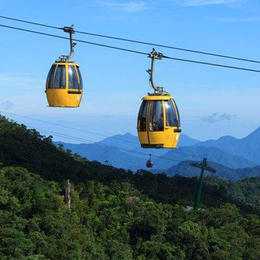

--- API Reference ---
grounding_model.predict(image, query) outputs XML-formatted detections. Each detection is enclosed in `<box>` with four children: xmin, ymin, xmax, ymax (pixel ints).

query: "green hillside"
<box><xmin>1</xmin><ymin>115</ymin><xmax>260</xmax><ymax>259</ymax></box>
<box><xmin>205</xmin><ymin>175</ymin><xmax>260</xmax><ymax>211</ymax></box>
<box><xmin>0</xmin><ymin>115</ymin><xmax>258</xmax><ymax>213</ymax></box>
<box><xmin>1</xmin><ymin>166</ymin><xmax>260</xmax><ymax>260</ymax></box>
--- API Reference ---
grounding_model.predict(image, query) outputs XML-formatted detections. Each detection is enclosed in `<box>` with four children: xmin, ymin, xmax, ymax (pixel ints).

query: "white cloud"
<box><xmin>202</xmin><ymin>113</ymin><xmax>238</xmax><ymax>123</ymax></box>
<box><xmin>98</xmin><ymin>1</ymin><xmax>149</xmax><ymax>12</ymax></box>
<box><xmin>176</xmin><ymin>0</ymin><xmax>250</xmax><ymax>6</ymax></box>
<box><xmin>0</xmin><ymin>101</ymin><xmax>14</xmax><ymax>109</ymax></box>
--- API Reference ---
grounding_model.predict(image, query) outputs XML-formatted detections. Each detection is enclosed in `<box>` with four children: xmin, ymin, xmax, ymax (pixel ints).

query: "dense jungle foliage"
<box><xmin>205</xmin><ymin>175</ymin><xmax>260</xmax><ymax>211</ymax></box>
<box><xmin>1</xmin><ymin>115</ymin><xmax>260</xmax><ymax>259</ymax></box>
<box><xmin>0</xmin><ymin>115</ymin><xmax>259</xmax><ymax>213</ymax></box>
<box><xmin>1</xmin><ymin>166</ymin><xmax>260</xmax><ymax>260</ymax></box>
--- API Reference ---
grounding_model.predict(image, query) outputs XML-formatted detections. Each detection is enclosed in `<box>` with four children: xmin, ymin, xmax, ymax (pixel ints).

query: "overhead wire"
<box><xmin>1</xmin><ymin>14</ymin><xmax>260</xmax><ymax>65</ymax></box>
<box><xmin>1</xmin><ymin>23</ymin><xmax>260</xmax><ymax>74</ymax></box>
<box><xmin>1</xmin><ymin>110</ymin><xmax>204</xmax><ymax>162</ymax></box>
<box><xmin>0</xmin><ymin>24</ymin><xmax>148</xmax><ymax>56</ymax></box>
<box><xmin>25</xmin><ymin>125</ymin><xmax>189</xmax><ymax>164</ymax></box>
<box><xmin>1</xmin><ymin>110</ymin><xmax>139</xmax><ymax>146</ymax></box>
<box><xmin>0</xmin><ymin>16</ymin><xmax>253</xmax><ymax>166</ymax></box>
<box><xmin>0</xmin><ymin>15</ymin><xmax>61</xmax><ymax>30</ymax></box>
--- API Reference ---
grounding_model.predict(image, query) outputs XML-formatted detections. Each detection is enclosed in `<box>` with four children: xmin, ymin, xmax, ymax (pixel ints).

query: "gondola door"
<box><xmin>148</xmin><ymin>100</ymin><xmax>165</xmax><ymax>148</ymax></box>
<box><xmin>163</xmin><ymin>99</ymin><xmax>181</xmax><ymax>148</ymax></box>
<box><xmin>137</xmin><ymin>100</ymin><xmax>149</xmax><ymax>146</ymax></box>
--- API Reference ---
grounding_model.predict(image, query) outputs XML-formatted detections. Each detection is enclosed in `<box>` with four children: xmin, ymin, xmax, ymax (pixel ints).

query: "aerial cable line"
<box><xmin>2</xmin><ymin>110</ymin><xmax>139</xmax><ymax>146</ymax></box>
<box><xmin>0</xmin><ymin>15</ymin><xmax>61</xmax><ymax>30</ymax></box>
<box><xmin>0</xmin><ymin>24</ymin><xmax>148</xmax><ymax>56</ymax></box>
<box><xmin>1</xmin><ymin>14</ymin><xmax>260</xmax><ymax>65</ymax></box>
<box><xmin>1</xmin><ymin>23</ymin><xmax>260</xmax><ymax>74</ymax></box>
<box><xmin>26</xmin><ymin>125</ymin><xmax>188</xmax><ymax>164</ymax></box>
<box><xmin>74</xmin><ymin>31</ymin><xmax>260</xmax><ymax>65</ymax></box>
<box><xmin>162</xmin><ymin>55</ymin><xmax>260</xmax><ymax>73</ymax></box>
<box><xmin>1</xmin><ymin>110</ymin><xmax>203</xmax><ymax>161</ymax></box>
<box><xmin>31</xmin><ymin>128</ymin><xmax>91</xmax><ymax>143</ymax></box>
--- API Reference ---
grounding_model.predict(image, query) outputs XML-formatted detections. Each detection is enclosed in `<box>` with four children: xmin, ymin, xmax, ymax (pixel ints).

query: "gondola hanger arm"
<box><xmin>59</xmin><ymin>25</ymin><xmax>76</xmax><ymax>61</ymax></box>
<box><xmin>147</xmin><ymin>48</ymin><xmax>164</xmax><ymax>93</ymax></box>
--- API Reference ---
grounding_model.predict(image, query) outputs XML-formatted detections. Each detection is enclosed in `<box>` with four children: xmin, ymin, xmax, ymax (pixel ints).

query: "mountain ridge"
<box><xmin>57</xmin><ymin>127</ymin><xmax>260</xmax><ymax>178</ymax></box>
<box><xmin>193</xmin><ymin>126</ymin><xmax>260</xmax><ymax>164</ymax></box>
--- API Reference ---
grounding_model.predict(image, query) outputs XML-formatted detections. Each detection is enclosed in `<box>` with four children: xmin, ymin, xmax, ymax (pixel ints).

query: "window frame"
<box><xmin>138</xmin><ymin>100</ymin><xmax>148</xmax><ymax>132</ymax></box>
<box><xmin>165</xmin><ymin>99</ymin><xmax>179</xmax><ymax>127</ymax></box>
<box><xmin>68</xmin><ymin>65</ymin><xmax>80</xmax><ymax>90</ymax></box>
<box><xmin>75</xmin><ymin>66</ymin><xmax>83</xmax><ymax>89</ymax></box>
<box><xmin>46</xmin><ymin>65</ymin><xmax>56</xmax><ymax>89</ymax></box>
<box><xmin>54</xmin><ymin>65</ymin><xmax>66</xmax><ymax>89</ymax></box>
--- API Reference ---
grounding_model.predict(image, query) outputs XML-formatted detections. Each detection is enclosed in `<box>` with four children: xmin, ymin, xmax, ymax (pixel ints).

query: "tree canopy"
<box><xmin>1</xmin><ymin>115</ymin><xmax>260</xmax><ymax>259</ymax></box>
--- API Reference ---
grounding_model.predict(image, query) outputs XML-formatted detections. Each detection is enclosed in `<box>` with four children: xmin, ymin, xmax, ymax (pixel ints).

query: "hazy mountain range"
<box><xmin>58</xmin><ymin>127</ymin><xmax>260</xmax><ymax>180</ymax></box>
<box><xmin>164</xmin><ymin>161</ymin><xmax>260</xmax><ymax>181</ymax></box>
<box><xmin>193</xmin><ymin>127</ymin><xmax>260</xmax><ymax>165</ymax></box>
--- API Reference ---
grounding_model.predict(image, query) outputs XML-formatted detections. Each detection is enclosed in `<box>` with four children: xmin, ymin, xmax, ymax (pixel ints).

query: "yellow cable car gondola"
<box><xmin>45</xmin><ymin>26</ymin><xmax>83</xmax><ymax>108</ymax></box>
<box><xmin>146</xmin><ymin>154</ymin><xmax>154</xmax><ymax>168</ymax></box>
<box><xmin>137</xmin><ymin>49</ymin><xmax>181</xmax><ymax>149</ymax></box>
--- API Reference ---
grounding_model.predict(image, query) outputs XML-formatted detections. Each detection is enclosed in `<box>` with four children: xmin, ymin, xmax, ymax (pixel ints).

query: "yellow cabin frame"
<box><xmin>137</xmin><ymin>94</ymin><xmax>181</xmax><ymax>149</ymax></box>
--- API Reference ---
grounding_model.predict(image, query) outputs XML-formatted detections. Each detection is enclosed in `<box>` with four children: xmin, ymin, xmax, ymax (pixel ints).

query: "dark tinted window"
<box><xmin>165</xmin><ymin>100</ymin><xmax>179</xmax><ymax>126</ymax></box>
<box><xmin>138</xmin><ymin>101</ymin><xmax>148</xmax><ymax>131</ymax></box>
<box><xmin>173</xmin><ymin>99</ymin><xmax>181</xmax><ymax>127</ymax></box>
<box><xmin>69</xmin><ymin>65</ymin><xmax>80</xmax><ymax>89</ymax></box>
<box><xmin>149</xmin><ymin>101</ymin><xmax>164</xmax><ymax>131</ymax></box>
<box><xmin>46</xmin><ymin>65</ymin><xmax>56</xmax><ymax>89</ymax></box>
<box><xmin>54</xmin><ymin>65</ymin><xmax>66</xmax><ymax>89</ymax></box>
<box><xmin>77</xmin><ymin>67</ymin><xmax>83</xmax><ymax>89</ymax></box>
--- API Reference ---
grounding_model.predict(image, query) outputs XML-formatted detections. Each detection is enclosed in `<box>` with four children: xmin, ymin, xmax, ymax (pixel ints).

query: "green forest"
<box><xmin>1</xmin><ymin>115</ymin><xmax>260</xmax><ymax>260</ymax></box>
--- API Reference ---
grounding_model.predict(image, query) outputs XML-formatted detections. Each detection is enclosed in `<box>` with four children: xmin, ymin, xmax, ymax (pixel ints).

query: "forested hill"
<box><xmin>0</xmin><ymin>115</ymin><xmax>130</xmax><ymax>184</ymax></box>
<box><xmin>2</xmin><ymin>166</ymin><xmax>260</xmax><ymax>260</ymax></box>
<box><xmin>0</xmin><ymin>115</ymin><xmax>258</xmax><ymax>214</ymax></box>
<box><xmin>2</xmin><ymin>116</ymin><xmax>260</xmax><ymax>259</ymax></box>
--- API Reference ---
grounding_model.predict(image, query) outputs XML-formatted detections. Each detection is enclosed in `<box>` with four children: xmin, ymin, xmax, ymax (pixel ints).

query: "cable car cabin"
<box><xmin>146</xmin><ymin>159</ymin><xmax>153</xmax><ymax>168</ymax></box>
<box><xmin>46</xmin><ymin>61</ymin><xmax>83</xmax><ymax>107</ymax></box>
<box><xmin>137</xmin><ymin>94</ymin><xmax>181</xmax><ymax>149</ymax></box>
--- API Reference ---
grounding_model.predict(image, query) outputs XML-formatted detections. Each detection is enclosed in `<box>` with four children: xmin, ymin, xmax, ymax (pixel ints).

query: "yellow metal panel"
<box><xmin>46</xmin><ymin>89</ymin><xmax>82</xmax><ymax>107</ymax></box>
<box><xmin>137</xmin><ymin>95</ymin><xmax>181</xmax><ymax>149</ymax></box>
<box><xmin>46</xmin><ymin>62</ymin><xmax>83</xmax><ymax>108</ymax></box>
<box><xmin>142</xmin><ymin>94</ymin><xmax>172</xmax><ymax>101</ymax></box>
<box><xmin>138</xmin><ymin>131</ymin><xmax>149</xmax><ymax>145</ymax></box>
<box><xmin>54</xmin><ymin>62</ymin><xmax>80</xmax><ymax>67</ymax></box>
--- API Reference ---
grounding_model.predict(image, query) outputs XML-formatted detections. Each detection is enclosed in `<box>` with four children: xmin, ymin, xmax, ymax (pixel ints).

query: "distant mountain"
<box><xmin>95</xmin><ymin>133</ymin><xmax>166</xmax><ymax>158</ymax></box>
<box><xmin>57</xmin><ymin>132</ymin><xmax>200</xmax><ymax>171</ymax></box>
<box><xmin>131</xmin><ymin>134</ymin><xmax>200</xmax><ymax>158</ymax></box>
<box><xmin>194</xmin><ymin>127</ymin><xmax>260</xmax><ymax>165</ymax></box>
<box><xmin>236</xmin><ymin>166</ymin><xmax>260</xmax><ymax>179</ymax></box>
<box><xmin>178</xmin><ymin>134</ymin><xmax>200</xmax><ymax>147</ymax></box>
<box><xmin>58</xmin><ymin>131</ymin><xmax>258</xmax><ymax>172</ymax></box>
<box><xmin>58</xmin><ymin>142</ymin><xmax>146</xmax><ymax>171</ymax></box>
<box><xmin>153</xmin><ymin>146</ymin><xmax>256</xmax><ymax>170</ymax></box>
<box><xmin>98</xmin><ymin>132</ymin><xmax>139</xmax><ymax>150</ymax></box>
<box><xmin>164</xmin><ymin>161</ymin><xmax>260</xmax><ymax>181</ymax></box>
<box><xmin>66</xmin><ymin>132</ymin><xmax>200</xmax><ymax>162</ymax></box>
<box><xmin>98</xmin><ymin>132</ymin><xmax>199</xmax><ymax>149</ymax></box>
<box><xmin>165</xmin><ymin>160</ymin><xmax>245</xmax><ymax>181</ymax></box>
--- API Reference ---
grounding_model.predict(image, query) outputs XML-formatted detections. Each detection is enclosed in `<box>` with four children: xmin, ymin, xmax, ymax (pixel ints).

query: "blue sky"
<box><xmin>0</xmin><ymin>0</ymin><xmax>260</xmax><ymax>143</ymax></box>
